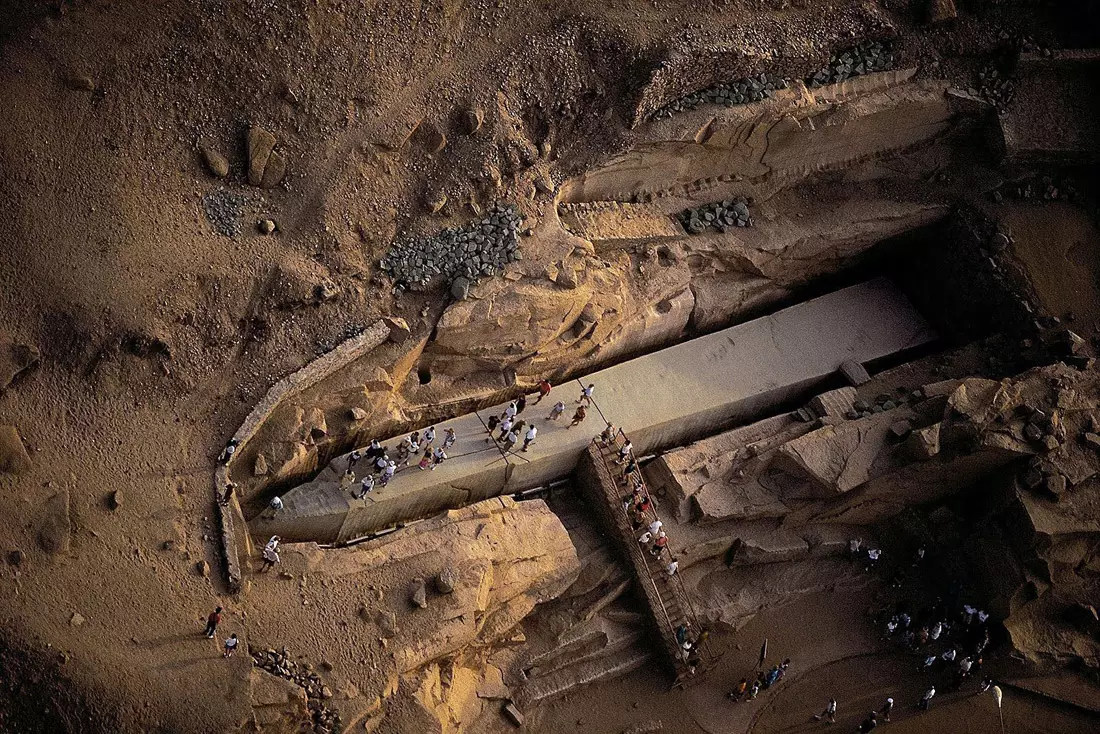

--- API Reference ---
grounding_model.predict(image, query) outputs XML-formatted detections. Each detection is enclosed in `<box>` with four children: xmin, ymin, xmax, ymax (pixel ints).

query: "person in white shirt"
<box><xmin>503</xmin><ymin>401</ymin><xmax>518</xmax><ymax>420</ymax></box>
<box><xmin>547</xmin><ymin>401</ymin><xmax>566</xmax><ymax>421</ymax></box>
<box><xmin>941</xmin><ymin>648</ymin><xmax>957</xmax><ymax>662</ymax></box>
<box><xmin>356</xmin><ymin>474</ymin><xmax>374</xmax><ymax>498</ymax></box>
<box><xmin>648</xmin><ymin>519</ymin><xmax>663</xmax><ymax>536</ymax></box>
<box><xmin>637</xmin><ymin>531</ymin><xmax>652</xmax><ymax>545</ymax></box>
<box><xmin>497</xmin><ymin>417</ymin><xmax>514</xmax><ymax>441</ymax></box>
<box><xmin>577</xmin><ymin>383</ymin><xmax>594</xmax><ymax>405</ymax></box>
<box><xmin>522</xmin><ymin>425</ymin><xmax>537</xmax><ymax>451</ymax></box>
<box><xmin>269</xmin><ymin>496</ymin><xmax>284</xmax><ymax>512</ymax></box>
<box><xmin>666</xmin><ymin>560</ymin><xmax>679</xmax><ymax>576</ymax></box>
<box><xmin>919</xmin><ymin>686</ymin><xmax>935</xmax><ymax>711</ymax></box>
<box><xmin>442</xmin><ymin>428</ymin><xmax>457</xmax><ymax>449</ymax></box>
<box><xmin>423</xmin><ymin>426</ymin><xmax>436</xmax><ymax>447</ymax></box>
<box><xmin>431</xmin><ymin>447</ymin><xmax>447</xmax><ymax>469</ymax></box>
<box><xmin>223</xmin><ymin>633</ymin><xmax>239</xmax><ymax>659</ymax></box>
<box><xmin>617</xmin><ymin>440</ymin><xmax>633</xmax><ymax>464</ymax></box>
<box><xmin>380</xmin><ymin>461</ymin><xmax>396</xmax><ymax>486</ymax></box>
<box><xmin>261</xmin><ymin>536</ymin><xmax>280</xmax><ymax>572</ymax></box>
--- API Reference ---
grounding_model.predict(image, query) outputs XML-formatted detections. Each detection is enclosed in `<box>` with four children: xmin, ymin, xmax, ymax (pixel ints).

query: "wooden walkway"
<box><xmin>577</xmin><ymin>438</ymin><xmax>711</xmax><ymax>686</ymax></box>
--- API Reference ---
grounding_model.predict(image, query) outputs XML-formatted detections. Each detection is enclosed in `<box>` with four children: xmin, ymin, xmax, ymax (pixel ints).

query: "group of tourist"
<box><xmin>728</xmin><ymin>658</ymin><xmax>792</xmax><ymax>703</ymax></box>
<box><xmin>289</xmin><ymin>379</ymin><xmax>600</xmax><ymax>503</ymax></box>
<box><xmin>610</xmin><ymin>426</ymin><xmax>680</xmax><ymax>580</ymax></box>
<box><xmin>797</xmin><ymin>544</ymin><xmax>999</xmax><ymax>727</ymax></box>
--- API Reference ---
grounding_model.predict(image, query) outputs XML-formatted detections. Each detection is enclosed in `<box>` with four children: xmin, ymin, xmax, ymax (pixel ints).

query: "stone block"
<box><xmin>839</xmin><ymin>359</ymin><xmax>870</xmax><ymax>386</ymax></box>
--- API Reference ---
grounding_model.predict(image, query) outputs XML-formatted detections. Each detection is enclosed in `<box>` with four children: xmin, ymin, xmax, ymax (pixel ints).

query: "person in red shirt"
<box><xmin>204</xmin><ymin>607</ymin><xmax>222</xmax><ymax>639</ymax></box>
<box><xmin>534</xmin><ymin>379</ymin><xmax>552</xmax><ymax>404</ymax></box>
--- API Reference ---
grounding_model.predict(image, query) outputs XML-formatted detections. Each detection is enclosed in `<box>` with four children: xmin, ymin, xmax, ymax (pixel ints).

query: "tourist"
<box><xmin>547</xmin><ymin>401</ymin><xmax>566</xmax><ymax>421</ymax></box>
<box><xmin>977</xmin><ymin>610</ymin><xmax>989</xmax><ymax>624</ymax></box>
<box><xmin>442</xmin><ymin>427</ymin><xmax>457</xmax><ymax>449</ymax></box>
<box><xmin>675</xmin><ymin>624</ymin><xmax>690</xmax><ymax>646</ymax></box>
<box><xmin>648</xmin><ymin>518</ymin><xmax>663</xmax><ymax>536</ymax></box>
<box><xmin>621</xmin><ymin>457</ymin><xmax>638</xmax><ymax>480</ymax></box>
<box><xmin>260</xmin><ymin>536</ymin><xmax>280</xmax><ymax>572</ymax></box>
<box><xmin>347</xmin><ymin>449</ymin><xmax>363</xmax><ymax>473</ymax></box>
<box><xmin>431</xmin><ymin>446</ymin><xmax>447</xmax><ymax>469</ymax></box>
<box><xmin>373</xmin><ymin>453</ymin><xmax>389</xmax><ymax>473</ymax></box>
<box><xmin>919</xmin><ymin>686</ymin><xmax>935</xmax><ymax>711</ymax></box>
<box><xmin>920</xmin><ymin>654</ymin><xmax>937</xmax><ymax>672</ymax></box>
<box><xmin>764</xmin><ymin>665</ymin><xmax>780</xmax><ymax>688</ymax></box>
<box><xmin>503</xmin><ymin>401</ymin><xmax>518</xmax><ymax>420</ymax></box>
<box><xmin>857</xmin><ymin>712</ymin><xmax>878</xmax><ymax>733</ymax></box>
<box><xmin>395</xmin><ymin>440</ymin><xmax>412</xmax><ymax>468</ymax></box>
<box><xmin>748</xmin><ymin>680</ymin><xmax>760</xmax><ymax>700</ymax></box>
<box><xmin>500</xmin><ymin>429</ymin><xmax>516</xmax><ymax>452</ymax></box>
<box><xmin>666</xmin><ymin>559</ymin><xmax>679</xmax><ymax>576</ymax></box>
<box><xmin>418</xmin><ymin>449</ymin><xmax>432</xmax><ymax>470</ymax></box>
<box><xmin>522</xmin><ymin>424</ymin><xmax>537</xmax><ymax>451</ymax></box>
<box><xmin>866</xmin><ymin>548</ymin><xmax>881</xmax><ymax>570</ymax></box>
<box><xmin>516</xmin><ymin>395</ymin><xmax>527</xmax><ymax>415</ymax></box>
<box><xmin>380</xmin><ymin>460</ymin><xmax>396</xmax><ymax>486</ymax></box>
<box><xmin>485</xmin><ymin>414</ymin><xmax>500</xmax><ymax>440</ymax></box>
<box><xmin>365</xmin><ymin>439</ymin><xmax>384</xmax><ymax>460</ymax></box>
<box><xmin>848</xmin><ymin>537</ymin><xmax>863</xmax><ymax>559</ymax></box>
<box><xmin>599</xmin><ymin>422</ymin><xmax>616</xmax><ymax>446</ymax></box>
<box><xmin>220</xmin><ymin>482</ymin><xmax>236</xmax><ymax>507</ymax></box>
<box><xmin>423</xmin><ymin>426</ymin><xmax>436</xmax><ymax>447</ymax></box>
<box><xmin>930</xmin><ymin>621</ymin><xmax>943</xmax><ymax>641</ymax></box>
<box><xmin>617</xmin><ymin>439</ymin><xmax>633</xmax><ymax>464</ymax></box>
<box><xmin>813</xmin><ymin>698</ymin><xmax>837</xmax><ymax>723</ymax></box>
<box><xmin>223</xmin><ymin>633</ymin><xmax>239</xmax><ymax>659</ymax></box>
<box><xmin>534</xmin><ymin>379</ymin><xmax>552</xmax><ymax>404</ymax></box>
<box><xmin>219</xmin><ymin>438</ymin><xmax>239</xmax><ymax>465</ymax></box>
<box><xmin>635</xmin><ymin>493</ymin><xmax>651</xmax><ymax>514</ymax></box>
<box><xmin>567</xmin><ymin>405</ymin><xmax>586</xmax><ymax>428</ymax></box>
<box><xmin>204</xmin><ymin>607</ymin><xmax>222</xmax><ymax>639</ymax></box>
<box><xmin>880</xmin><ymin>697</ymin><xmax>893</xmax><ymax>722</ymax></box>
<box><xmin>357</xmin><ymin>474</ymin><xmax>374</xmax><ymax>498</ymax></box>
<box><xmin>651</xmin><ymin>531</ymin><xmax>668</xmax><ymax>557</ymax></box>
<box><xmin>269</xmin><ymin>495</ymin><xmax>284</xmax><ymax>512</ymax></box>
<box><xmin>497</xmin><ymin>416</ymin><xmax>514</xmax><ymax>441</ymax></box>
<box><xmin>340</xmin><ymin>469</ymin><xmax>355</xmax><ymax>489</ymax></box>
<box><xmin>637</xmin><ymin>530</ymin><xmax>652</xmax><ymax>545</ymax></box>
<box><xmin>728</xmin><ymin>678</ymin><xmax>748</xmax><ymax>701</ymax></box>
<box><xmin>957</xmin><ymin>656</ymin><xmax>973</xmax><ymax>683</ymax></box>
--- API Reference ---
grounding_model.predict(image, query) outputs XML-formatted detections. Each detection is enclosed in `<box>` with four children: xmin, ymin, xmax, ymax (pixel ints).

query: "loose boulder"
<box><xmin>410</xmin><ymin>578</ymin><xmax>428</xmax><ymax>609</ymax></box>
<box><xmin>0</xmin><ymin>425</ymin><xmax>31</xmax><ymax>474</ymax></box>
<box><xmin>200</xmin><ymin>144</ymin><xmax>230</xmax><ymax>178</ymax></box>
<box><xmin>436</xmin><ymin>566</ymin><xmax>458</xmax><ymax>594</ymax></box>
<box><xmin>247</xmin><ymin>126</ymin><xmax>286</xmax><ymax>188</ymax></box>
<box><xmin>0</xmin><ymin>341</ymin><xmax>40</xmax><ymax>389</ymax></box>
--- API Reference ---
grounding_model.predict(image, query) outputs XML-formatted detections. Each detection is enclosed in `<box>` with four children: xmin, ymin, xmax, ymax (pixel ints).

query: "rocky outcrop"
<box><xmin>245</xmin><ymin>497</ymin><xmax>579</xmax><ymax>732</ymax></box>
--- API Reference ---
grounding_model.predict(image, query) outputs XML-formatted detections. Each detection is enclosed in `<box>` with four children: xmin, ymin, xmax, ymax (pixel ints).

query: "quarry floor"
<box><xmin>531</xmin><ymin>584</ymin><xmax>1100</xmax><ymax>734</ymax></box>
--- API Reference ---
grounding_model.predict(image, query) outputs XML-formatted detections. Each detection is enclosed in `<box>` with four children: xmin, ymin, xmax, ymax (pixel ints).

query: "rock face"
<box><xmin>247</xmin><ymin>125</ymin><xmax>286</xmax><ymax>188</ymax></box>
<box><xmin>647</xmin><ymin>360</ymin><xmax>1100</xmax><ymax>656</ymax></box>
<box><xmin>245</xmin><ymin>497</ymin><xmax>579</xmax><ymax>733</ymax></box>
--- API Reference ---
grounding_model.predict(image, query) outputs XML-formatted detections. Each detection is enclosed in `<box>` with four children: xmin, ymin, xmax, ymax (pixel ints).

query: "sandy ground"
<box><xmin>530</xmin><ymin>584</ymin><xmax>1100</xmax><ymax>734</ymax></box>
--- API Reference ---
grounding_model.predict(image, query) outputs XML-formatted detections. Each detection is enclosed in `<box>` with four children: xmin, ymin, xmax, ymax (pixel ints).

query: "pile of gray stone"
<box><xmin>380</xmin><ymin>203</ymin><xmax>523</xmax><ymax>298</ymax></box>
<box><xmin>652</xmin><ymin>73</ymin><xmax>788</xmax><ymax>120</ymax></box>
<box><xmin>807</xmin><ymin>41</ymin><xmax>895</xmax><ymax>87</ymax></box>
<box><xmin>678</xmin><ymin>198</ymin><xmax>752</xmax><ymax>234</ymax></box>
<box><xmin>253</xmin><ymin>647</ymin><xmax>340</xmax><ymax>734</ymax></box>
<box><xmin>202</xmin><ymin>188</ymin><xmax>248</xmax><ymax>237</ymax></box>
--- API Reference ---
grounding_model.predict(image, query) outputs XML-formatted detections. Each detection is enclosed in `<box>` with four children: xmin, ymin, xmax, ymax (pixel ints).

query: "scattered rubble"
<box><xmin>807</xmin><ymin>41</ymin><xmax>895</xmax><ymax>87</ymax></box>
<box><xmin>251</xmin><ymin>647</ymin><xmax>341</xmax><ymax>734</ymax></box>
<box><xmin>677</xmin><ymin>198</ymin><xmax>752</xmax><ymax>234</ymax></box>
<box><xmin>380</xmin><ymin>203</ymin><xmax>523</xmax><ymax>292</ymax></box>
<box><xmin>652</xmin><ymin>73</ymin><xmax>787</xmax><ymax>120</ymax></box>
<box><xmin>201</xmin><ymin>188</ymin><xmax>248</xmax><ymax>237</ymax></box>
